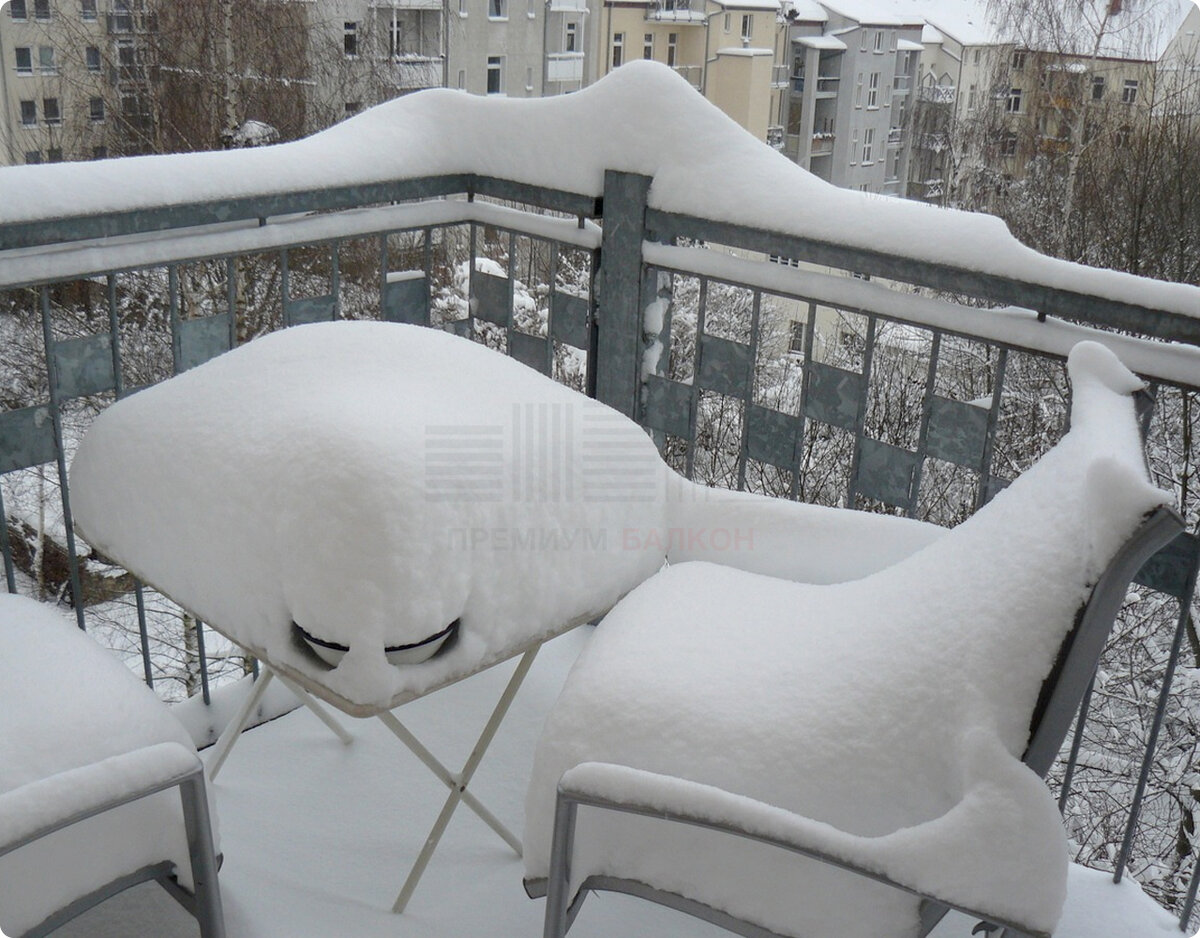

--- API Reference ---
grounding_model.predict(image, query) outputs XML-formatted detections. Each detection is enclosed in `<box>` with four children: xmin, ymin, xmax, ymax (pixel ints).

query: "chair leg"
<box><xmin>179</xmin><ymin>768</ymin><xmax>226</xmax><ymax>938</ymax></box>
<box><xmin>208</xmin><ymin>668</ymin><xmax>275</xmax><ymax>781</ymax></box>
<box><xmin>544</xmin><ymin>793</ymin><xmax>579</xmax><ymax>938</ymax></box>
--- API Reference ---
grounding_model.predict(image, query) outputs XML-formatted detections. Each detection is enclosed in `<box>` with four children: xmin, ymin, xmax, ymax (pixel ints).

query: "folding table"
<box><xmin>68</xmin><ymin>320</ymin><xmax>672</xmax><ymax>912</ymax></box>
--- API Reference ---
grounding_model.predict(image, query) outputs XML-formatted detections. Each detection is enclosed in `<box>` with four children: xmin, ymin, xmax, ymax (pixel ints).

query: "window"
<box><xmin>850</xmin><ymin>129</ymin><xmax>858</xmax><ymax>164</ymax></box>
<box><xmin>1122</xmin><ymin>79</ymin><xmax>1138</xmax><ymax>104</ymax></box>
<box><xmin>967</xmin><ymin>83</ymin><xmax>977</xmax><ymax>110</ymax></box>
<box><xmin>456</xmin><ymin>68</ymin><xmax>465</xmax><ymax>89</ymax></box>
<box><xmin>855</xmin><ymin>72</ymin><xmax>863</xmax><ymax>106</ymax></box>
<box><xmin>860</xmin><ymin>31</ymin><xmax>868</xmax><ymax>52</ymax></box>
<box><xmin>459</xmin><ymin>0</ymin><xmax>467</xmax><ymax>15</ymax></box>
<box><xmin>89</xmin><ymin>96</ymin><xmax>105</xmax><ymax>121</ymax></box>
<box><xmin>344</xmin><ymin>22</ymin><xmax>358</xmax><ymax>57</ymax></box>
<box><xmin>344</xmin><ymin>101</ymin><xmax>361</xmax><ymax>116</ymax></box>
<box><xmin>81</xmin><ymin>0</ymin><xmax>97</xmax><ymax>19</ymax></box>
<box><xmin>42</xmin><ymin>97</ymin><xmax>60</xmax><ymax>125</ymax></box>
<box><xmin>9</xmin><ymin>0</ymin><xmax>27</xmax><ymax>20</ymax></box>
<box><xmin>862</xmin><ymin>127</ymin><xmax>874</xmax><ymax>163</ymax></box>
<box><xmin>47</xmin><ymin>147</ymin><xmax>62</xmax><ymax>162</ymax></box>
<box><xmin>487</xmin><ymin>55</ymin><xmax>503</xmax><ymax>93</ymax></box>
<box><xmin>19</xmin><ymin>100</ymin><xmax>36</xmax><ymax>126</ymax></box>
<box><xmin>740</xmin><ymin>14</ymin><xmax>752</xmax><ymax>43</ymax></box>
<box><xmin>612</xmin><ymin>33</ymin><xmax>624</xmax><ymax>68</ymax></box>
<box><xmin>92</xmin><ymin>145</ymin><xmax>107</xmax><ymax>160</ymax></box>
<box><xmin>1092</xmin><ymin>75</ymin><xmax>1105</xmax><ymax>99</ymax></box>
<box><xmin>874</xmin><ymin>30</ymin><xmax>884</xmax><ymax>53</ymax></box>
<box><xmin>723</xmin><ymin>12</ymin><xmax>730</xmax><ymax>32</ymax></box>
<box><xmin>488</xmin><ymin>0</ymin><xmax>506</xmax><ymax>18</ymax></box>
<box><xmin>973</xmin><ymin>48</ymin><xmax>981</xmax><ymax>65</ymax></box>
<box><xmin>867</xmin><ymin>72</ymin><xmax>879</xmax><ymax>107</ymax></box>
<box><xmin>25</xmin><ymin>151</ymin><xmax>42</xmax><ymax>164</ymax></box>
<box><xmin>526</xmin><ymin>65</ymin><xmax>533</xmax><ymax>91</ymax></box>
<box><xmin>1011</xmin><ymin>50</ymin><xmax>1026</xmax><ymax>71</ymax></box>
<box><xmin>643</xmin><ymin>33</ymin><xmax>652</xmax><ymax>59</ymax></box>
<box><xmin>33</xmin><ymin>0</ymin><xmax>49</xmax><ymax>21</ymax></box>
<box><xmin>900</xmin><ymin>50</ymin><xmax>912</xmax><ymax>73</ymax></box>
<box><xmin>86</xmin><ymin>45</ymin><xmax>101</xmax><ymax>71</ymax></box>
<box><xmin>1001</xmin><ymin>132</ymin><xmax>1017</xmax><ymax>156</ymax></box>
<box><xmin>667</xmin><ymin>33</ymin><xmax>677</xmax><ymax>67</ymax></box>
<box><xmin>567</xmin><ymin>22</ymin><xmax>578</xmax><ymax>53</ymax></box>
<box><xmin>15</xmin><ymin>47</ymin><xmax>33</xmax><ymax>74</ymax></box>
<box><xmin>788</xmin><ymin>320</ymin><xmax>806</xmax><ymax>355</ymax></box>
<box><xmin>1006</xmin><ymin>87</ymin><xmax>1022</xmax><ymax>113</ymax></box>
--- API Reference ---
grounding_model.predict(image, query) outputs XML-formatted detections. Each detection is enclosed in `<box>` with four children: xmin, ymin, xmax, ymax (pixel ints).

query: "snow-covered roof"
<box><xmin>787</xmin><ymin>0</ymin><xmax>828</xmax><ymax>21</ymax></box>
<box><xmin>717</xmin><ymin>0</ymin><xmax>781</xmax><ymax>10</ymax></box>
<box><xmin>1</xmin><ymin>62</ymin><xmax>1197</xmax><ymax>321</ymax></box>
<box><xmin>897</xmin><ymin>37</ymin><xmax>924</xmax><ymax>50</ymax></box>
<box><xmin>796</xmin><ymin>33</ymin><xmax>848</xmax><ymax>49</ymax></box>
<box><xmin>816</xmin><ymin>0</ymin><xmax>915</xmax><ymax>27</ymax></box>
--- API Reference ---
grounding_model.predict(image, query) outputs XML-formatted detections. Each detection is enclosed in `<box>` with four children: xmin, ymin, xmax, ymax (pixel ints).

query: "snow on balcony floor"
<box><xmin>53</xmin><ymin>627</ymin><xmax>1187</xmax><ymax>938</ymax></box>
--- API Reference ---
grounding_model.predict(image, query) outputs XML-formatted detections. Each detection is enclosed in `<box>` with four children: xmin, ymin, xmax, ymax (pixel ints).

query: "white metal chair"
<box><xmin>0</xmin><ymin>594</ymin><xmax>224</xmax><ymax>938</ymax></box>
<box><xmin>524</xmin><ymin>342</ymin><xmax>1181</xmax><ymax>938</ymax></box>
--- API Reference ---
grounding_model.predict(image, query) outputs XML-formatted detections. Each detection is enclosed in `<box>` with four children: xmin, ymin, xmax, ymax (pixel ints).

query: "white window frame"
<box><xmin>38</xmin><ymin>45</ymin><xmax>56</xmax><ymax>75</ymax></box>
<box><xmin>344</xmin><ymin>22</ymin><xmax>358</xmax><ymax>57</ymax></box>
<box><xmin>867</xmin><ymin>72</ymin><xmax>879</xmax><ymax>108</ymax></box>
<box><xmin>81</xmin><ymin>0</ymin><xmax>98</xmax><ymax>20</ymax></box>
<box><xmin>612</xmin><ymin>32</ymin><xmax>624</xmax><ymax>68</ymax></box>
<box><xmin>488</xmin><ymin>0</ymin><xmax>507</xmax><ymax>20</ymax></box>
<box><xmin>10</xmin><ymin>0</ymin><xmax>28</xmax><ymax>21</ymax></box>
<box><xmin>855</xmin><ymin>72</ymin><xmax>863</xmax><ymax>107</ymax></box>
<box><xmin>740</xmin><ymin>14</ymin><xmax>752</xmax><ymax>43</ymax></box>
<box><xmin>567</xmin><ymin>21</ymin><xmax>579</xmax><ymax>53</ymax></box>
<box><xmin>89</xmin><ymin>95</ymin><xmax>105</xmax><ymax>121</ymax></box>
<box><xmin>1006</xmin><ymin>87</ymin><xmax>1022</xmax><ymax>113</ymax></box>
<box><xmin>862</xmin><ymin>127</ymin><xmax>874</xmax><ymax>163</ymax></box>
<box><xmin>643</xmin><ymin>32</ymin><xmax>653</xmax><ymax>59</ymax></box>
<box><xmin>19</xmin><ymin>99</ymin><xmax>36</xmax><ymax>127</ymax></box>
<box><xmin>487</xmin><ymin>54</ymin><xmax>504</xmax><ymax>93</ymax></box>
<box><xmin>1122</xmin><ymin>79</ymin><xmax>1138</xmax><ymax>104</ymax></box>
<box><xmin>42</xmin><ymin>96</ymin><xmax>61</xmax><ymax>125</ymax></box>
<box><xmin>15</xmin><ymin>46</ymin><xmax>33</xmax><ymax>75</ymax></box>
<box><xmin>667</xmin><ymin>33</ymin><xmax>678</xmax><ymax>68</ymax></box>
<box><xmin>874</xmin><ymin>30</ymin><xmax>884</xmax><ymax>53</ymax></box>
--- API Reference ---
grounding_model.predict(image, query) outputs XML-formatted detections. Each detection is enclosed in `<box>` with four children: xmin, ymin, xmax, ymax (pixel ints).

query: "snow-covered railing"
<box><xmin>1</xmin><ymin>61</ymin><xmax>1199</xmax><ymax>928</ymax></box>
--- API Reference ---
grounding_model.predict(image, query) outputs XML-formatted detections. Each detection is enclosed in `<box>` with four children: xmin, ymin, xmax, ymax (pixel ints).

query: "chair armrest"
<box><xmin>667</xmin><ymin>485</ymin><xmax>945</xmax><ymax>584</ymax></box>
<box><xmin>555</xmin><ymin>761</ymin><xmax>1053</xmax><ymax>938</ymax></box>
<box><xmin>0</xmin><ymin>741</ymin><xmax>202</xmax><ymax>857</ymax></box>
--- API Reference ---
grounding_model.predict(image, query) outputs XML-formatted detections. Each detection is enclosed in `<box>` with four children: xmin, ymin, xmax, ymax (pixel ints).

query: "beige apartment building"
<box><xmin>590</xmin><ymin>0</ymin><xmax>787</xmax><ymax>142</ymax></box>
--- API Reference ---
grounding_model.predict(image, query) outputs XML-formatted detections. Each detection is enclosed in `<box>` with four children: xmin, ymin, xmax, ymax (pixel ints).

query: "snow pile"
<box><xmin>70</xmin><ymin>321</ymin><xmax>669</xmax><ymax>710</ymax></box>
<box><xmin>523</xmin><ymin>341</ymin><xmax>1170</xmax><ymax>937</ymax></box>
<box><xmin>3</xmin><ymin>61</ymin><xmax>1198</xmax><ymax>320</ymax></box>
<box><xmin>69</xmin><ymin>321</ymin><xmax>942</xmax><ymax>712</ymax></box>
<box><xmin>0</xmin><ymin>594</ymin><xmax>208</xmax><ymax>936</ymax></box>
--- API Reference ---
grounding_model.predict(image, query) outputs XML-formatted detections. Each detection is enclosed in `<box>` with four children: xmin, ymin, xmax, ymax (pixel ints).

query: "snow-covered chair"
<box><xmin>523</xmin><ymin>342</ymin><xmax>1182</xmax><ymax>938</ymax></box>
<box><xmin>0</xmin><ymin>594</ymin><xmax>223</xmax><ymax>938</ymax></box>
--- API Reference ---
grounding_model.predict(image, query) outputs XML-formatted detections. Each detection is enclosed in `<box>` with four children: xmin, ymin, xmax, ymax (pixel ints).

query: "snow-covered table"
<box><xmin>68</xmin><ymin>320</ymin><xmax>948</xmax><ymax>912</ymax></box>
<box><xmin>523</xmin><ymin>343</ymin><xmax>1176</xmax><ymax>938</ymax></box>
<box><xmin>0</xmin><ymin>594</ymin><xmax>223</xmax><ymax>937</ymax></box>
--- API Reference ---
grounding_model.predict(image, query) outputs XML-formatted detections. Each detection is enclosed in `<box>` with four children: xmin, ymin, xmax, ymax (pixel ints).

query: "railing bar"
<box><xmin>790</xmin><ymin>301</ymin><xmax>817</xmax><ymax>503</ymax></box>
<box><xmin>908</xmin><ymin>331</ymin><xmax>941</xmax><ymax>518</ymax></box>
<box><xmin>469</xmin><ymin>222</ymin><xmax>478</xmax><ymax>334</ymax></box>
<box><xmin>225</xmin><ymin>257</ymin><xmax>238</xmax><ymax>347</ymax></box>
<box><xmin>168</xmin><ymin>265</ymin><xmax>182</xmax><ymax>374</ymax></box>
<box><xmin>684</xmin><ymin>277</ymin><xmax>708</xmax><ymax>482</ymax></box>
<box><xmin>507</xmin><ymin>230</ymin><xmax>517</xmax><ymax>350</ymax></box>
<box><xmin>133</xmin><ymin>580</ymin><xmax>154</xmax><ymax>688</ymax></box>
<box><xmin>976</xmin><ymin>347</ymin><xmax>1008</xmax><ymax>510</ymax></box>
<box><xmin>280</xmin><ymin>249</ymin><xmax>291</xmax><ymax>327</ymax></box>
<box><xmin>331</xmin><ymin>241</ymin><xmax>342</xmax><ymax>319</ymax></box>
<box><xmin>585</xmin><ymin>246</ymin><xmax>599</xmax><ymax>400</ymax></box>
<box><xmin>736</xmin><ymin>291</ymin><xmax>762</xmax><ymax>492</ymax></box>
<box><xmin>38</xmin><ymin>288</ymin><xmax>87</xmax><ymax>629</ymax></box>
<box><xmin>1058</xmin><ymin>671</ymin><xmax>1096</xmax><ymax>813</ymax></box>
<box><xmin>106</xmin><ymin>273</ymin><xmax>125</xmax><ymax>399</ymax></box>
<box><xmin>1180</xmin><ymin>848</ymin><xmax>1200</xmax><ymax>932</ymax></box>
<box><xmin>0</xmin><ymin>483</ymin><xmax>15</xmax><ymax>594</ymax></box>
<box><xmin>423</xmin><ymin>227</ymin><xmax>434</xmax><ymax>327</ymax></box>
<box><xmin>845</xmin><ymin>314</ymin><xmax>877</xmax><ymax>509</ymax></box>
<box><xmin>1115</xmin><ymin>566</ymin><xmax>1200</xmax><ymax>882</ymax></box>
<box><xmin>547</xmin><ymin>242</ymin><xmax>559</xmax><ymax>373</ymax></box>
<box><xmin>195</xmin><ymin>617</ymin><xmax>211</xmax><ymax>707</ymax></box>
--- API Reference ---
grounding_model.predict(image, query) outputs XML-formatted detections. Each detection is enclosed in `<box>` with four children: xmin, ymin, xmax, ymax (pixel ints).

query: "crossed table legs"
<box><xmin>205</xmin><ymin>646</ymin><xmax>540</xmax><ymax>913</ymax></box>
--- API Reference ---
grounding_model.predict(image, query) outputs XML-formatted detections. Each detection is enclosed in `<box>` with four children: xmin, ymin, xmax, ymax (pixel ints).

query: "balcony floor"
<box><xmin>54</xmin><ymin>628</ymin><xmax>1184</xmax><ymax>938</ymax></box>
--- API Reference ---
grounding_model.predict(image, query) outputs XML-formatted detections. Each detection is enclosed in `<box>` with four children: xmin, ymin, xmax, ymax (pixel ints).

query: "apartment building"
<box><xmin>0</xmin><ymin>0</ymin><xmax>159</xmax><ymax>165</ymax></box>
<box><xmin>780</xmin><ymin>0</ymin><xmax>922</xmax><ymax>195</ymax></box>
<box><xmin>591</xmin><ymin>0</ymin><xmax>788</xmax><ymax>142</ymax></box>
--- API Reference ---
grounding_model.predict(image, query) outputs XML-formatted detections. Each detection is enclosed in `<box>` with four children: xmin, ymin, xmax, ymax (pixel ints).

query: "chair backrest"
<box><xmin>1023</xmin><ymin>505</ymin><xmax>1186</xmax><ymax>778</ymax></box>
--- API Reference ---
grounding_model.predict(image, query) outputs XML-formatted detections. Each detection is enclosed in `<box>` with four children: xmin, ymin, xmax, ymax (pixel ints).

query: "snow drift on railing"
<box><xmin>1</xmin><ymin>61</ymin><xmax>1197</xmax><ymax>320</ymax></box>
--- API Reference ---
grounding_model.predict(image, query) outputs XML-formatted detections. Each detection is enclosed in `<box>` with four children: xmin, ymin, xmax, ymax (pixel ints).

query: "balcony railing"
<box><xmin>1</xmin><ymin>69</ymin><xmax>1199</xmax><ymax>931</ymax></box>
<box><xmin>809</xmin><ymin>132</ymin><xmax>834</xmax><ymax>155</ymax></box>
<box><xmin>918</xmin><ymin>84</ymin><xmax>956</xmax><ymax>104</ymax></box>
<box><xmin>886</xmin><ymin>127</ymin><xmax>904</xmax><ymax>146</ymax></box>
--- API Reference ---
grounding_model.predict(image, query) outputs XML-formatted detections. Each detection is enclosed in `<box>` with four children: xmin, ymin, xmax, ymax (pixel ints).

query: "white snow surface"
<box><xmin>2</xmin><ymin>61</ymin><xmax>1198</xmax><ymax>320</ymax></box>
<box><xmin>68</xmin><ymin>320</ymin><xmax>943</xmax><ymax>713</ymax></box>
<box><xmin>12</xmin><ymin>625</ymin><xmax>1187</xmax><ymax>938</ymax></box>
<box><xmin>0</xmin><ymin>594</ymin><xmax>207</xmax><ymax>936</ymax></box>
<box><xmin>523</xmin><ymin>342</ymin><xmax>1170</xmax><ymax>938</ymax></box>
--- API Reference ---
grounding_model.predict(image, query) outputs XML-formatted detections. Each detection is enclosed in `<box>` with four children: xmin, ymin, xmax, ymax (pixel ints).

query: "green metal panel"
<box><xmin>803</xmin><ymin>361</ymin><xmax>863</xmax><ymax>431</ymax></box>
<box><xmin>855</xmin><ymin>438</ymin><xmax>919</xmax><ymax>508</ymax></box>
<box><xmin>926</xmin><ymin>396</ymin><xmax>989</xmax><ymax>468</ymax></box>
<box><xmin>550</xmin><ymin>291</ymin><xmax>589</xmax><ymax>349</ymax></box>
<box><xmin>383</xmin><ymin>276</ymin><xmax>431</xmax><ymax>326</ymax></box>
<box><xmin>178</xmin><ymin>314</ymin><xmax>232</xmax><ymax>373</ymax></box>
<box><xmin>1135</xmin><ymin>532</ymin><xmax>1200</xmax><ymax>601</ymax></box>
<box><xmin>746</xmin><ymin>404</ymin><xmax>799</xmax><ymax>469</ymax></box>
<box><xmin>286</xmin><ymin>294</ymin><xmax>336</xmax><ymax>326</ymax></box>
<box><xmin>53</xmin><ymin>333</ymin><xmax>117</xmax><ymax>400</ymax></box>
<box><xmin>697</xmin><ymin>334</ymin><xmax>753</xmax><ymax>398</ymax></box>
<box><xmin>642</xmin><ymin>375</ymin><xmax>692</xmax><ymax>440</ymax></box>
<box><xmin>509</xmin><ymin>332</ymin><xmax>551</xmax><ymax>375</ymax></box>
<box><xmin>473</xmin><ymin>272</ymin><xmax>510</xmax><ymax>326</ymax></box>
<box><xmin>0</xmin><ymin>405</ymin><xmax>57</xmax><ymax>473</ymax></box>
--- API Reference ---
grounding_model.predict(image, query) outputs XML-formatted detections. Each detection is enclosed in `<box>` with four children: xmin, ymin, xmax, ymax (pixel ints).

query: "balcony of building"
<box><xmin>647</xmin><ymin>0</ymin><xmax>706</xmax><ymax>24</ymax></box>
<box><xmin>1</xmin><ymin>61</ymin><xmax>1198</xmax><ymax>938</ymax></box>
<box><xmin>917</xmin><ymin>83</ymin><xmax>956</xmax><ymax>104</ymax></box>
<box><xmin>547</xmin><ymin>52</ymin><xmax>585</xmax><ymax>84</ymax></box>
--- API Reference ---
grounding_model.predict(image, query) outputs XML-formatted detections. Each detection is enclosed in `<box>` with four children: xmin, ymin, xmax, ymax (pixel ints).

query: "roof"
<box><xmin>796</xmin><ymin>33</ymin><xmax>849</xmax><ymax>49</ymax></box>
<box><xmin>787</xmin><ymin>0</ymin><xmax>829</xmax><ymax>20</ymax></box>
